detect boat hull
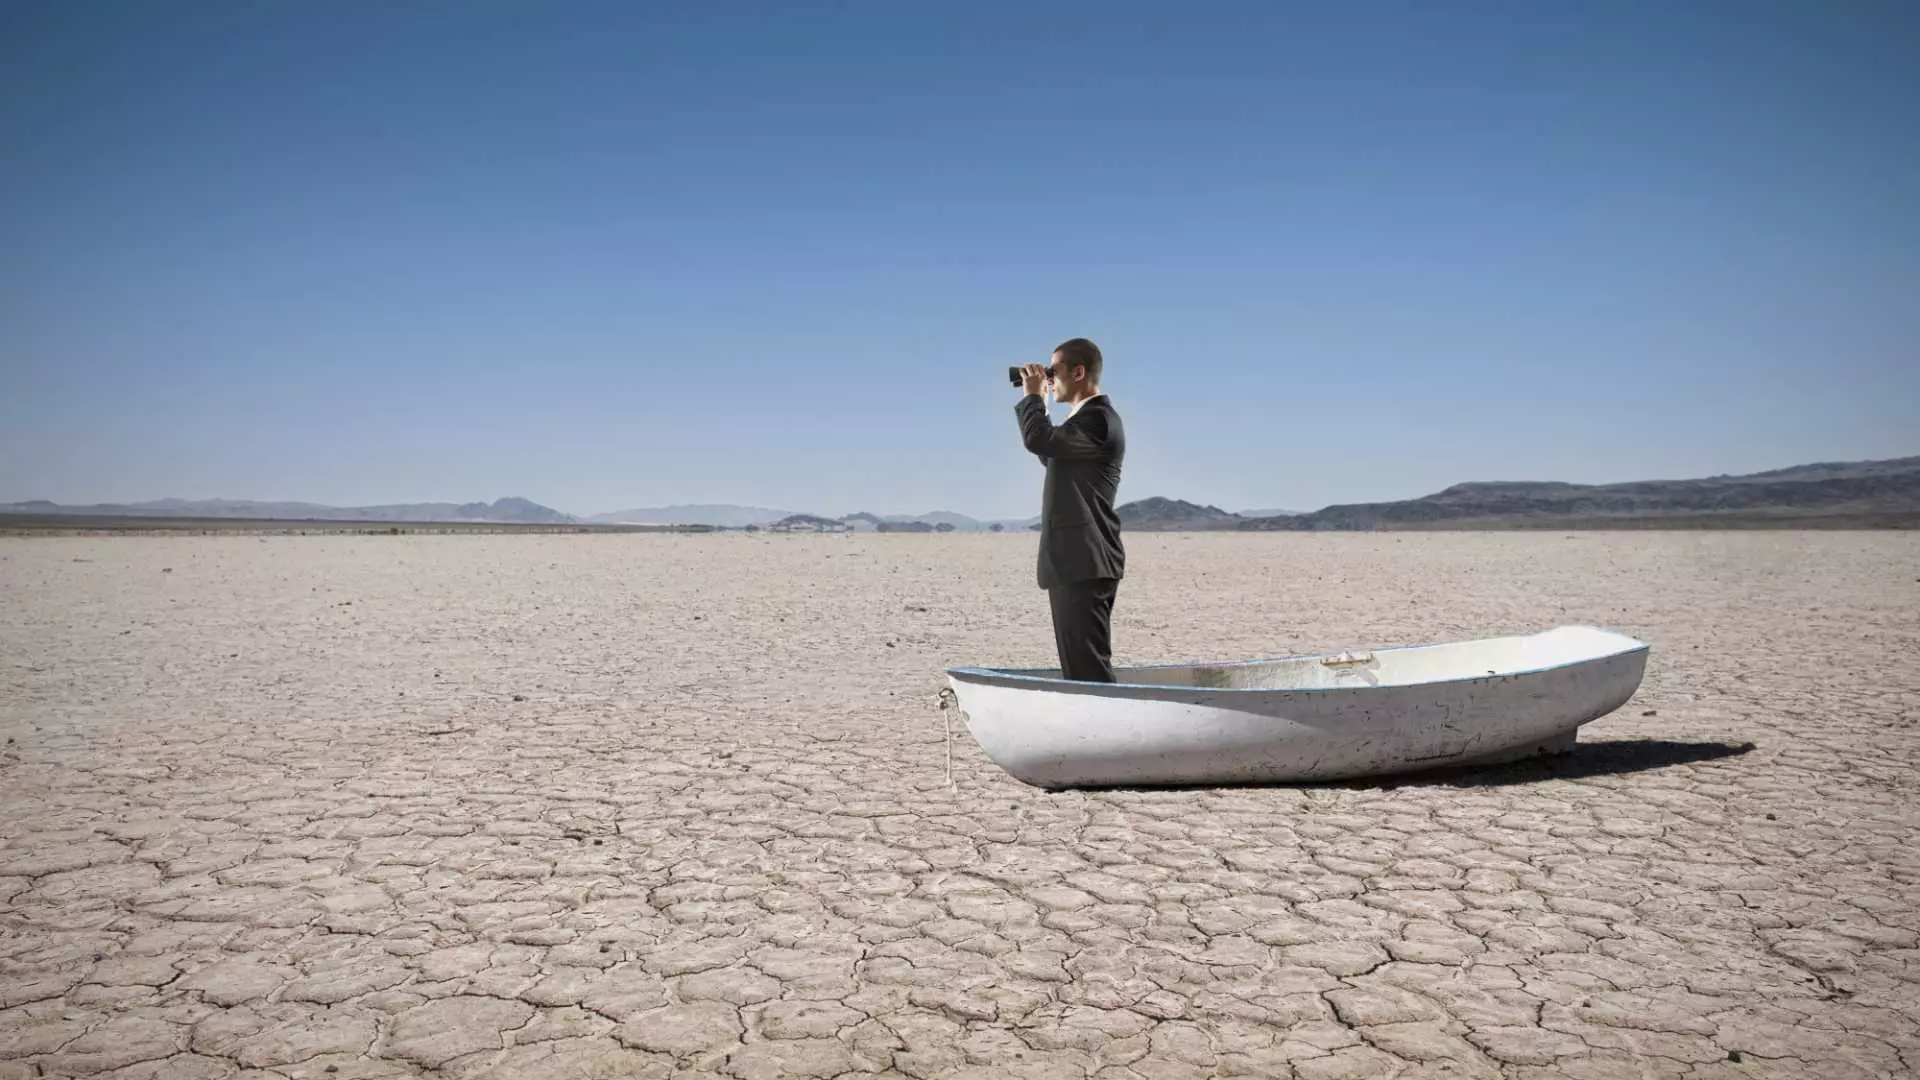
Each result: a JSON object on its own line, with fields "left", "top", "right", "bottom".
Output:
{"left": 945, "top": 626, "right": 1649, "bottom": 788}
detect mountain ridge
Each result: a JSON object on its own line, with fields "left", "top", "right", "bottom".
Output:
{"left": 586, "top": 504, "right": 792, "bottom": 527}
{"left": 7, "top": 455, "right": 1915, "bottom": 530}
{"left": 1239, "top": 455, "right": 1920, "bottom": 530}
{"left": 0, "top": 496, "right": 576, "bottom": 525}
{"left": 1117, "top": 496, "right": 1243, "bottom": 531}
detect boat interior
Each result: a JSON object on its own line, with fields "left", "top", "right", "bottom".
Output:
{"left": 1065, "top": 626, "right": 1644, "bottom": 690}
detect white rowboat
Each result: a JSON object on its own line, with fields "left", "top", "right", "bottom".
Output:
{"left": 944, "top": 625, "right": 1650, "bottom": 788}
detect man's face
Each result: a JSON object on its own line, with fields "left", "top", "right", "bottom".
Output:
{"left": 1048, "top": 351, "right": 1081, "bottom": 397}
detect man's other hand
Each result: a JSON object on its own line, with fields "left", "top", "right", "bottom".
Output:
{"left": 1020, "top": 363, "right": 1049, "bottom": 397}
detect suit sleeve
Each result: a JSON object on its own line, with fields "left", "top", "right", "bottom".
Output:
{"left": 1015, "top": 395, "right": 1111, "bottom": 462}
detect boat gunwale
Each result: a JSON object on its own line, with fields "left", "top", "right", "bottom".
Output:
{"left": 944, "top": 625, "right": 1649, "bottom": 696}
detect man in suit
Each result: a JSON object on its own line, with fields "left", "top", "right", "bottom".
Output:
{"left": 1015, "top": 337, "right": 1126, "bottom": 683}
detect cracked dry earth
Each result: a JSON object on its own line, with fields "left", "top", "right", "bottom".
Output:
{"left": 2, "top": 532, "right": 1917, "bottom": 1080}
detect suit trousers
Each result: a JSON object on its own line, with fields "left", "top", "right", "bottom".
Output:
{"left": 1048, "top": 577, "right": 1118, "bottom": 683}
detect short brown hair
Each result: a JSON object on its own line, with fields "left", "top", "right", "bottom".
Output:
{"left": 1053, "top": 337, "right": 1102, "bottom": 383}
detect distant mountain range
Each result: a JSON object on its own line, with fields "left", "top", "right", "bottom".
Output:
{"left": 839, "top": 510, "right": 1038, "bottom": 532}
{"left": 0, "top": 496, "right": 575, "bottom": 524}
{"left": 1118, "top": 497, "right": 1244, "bottom": 531}
{"left": 594, "top": 505, "right": 1253, "bottom": 531}
{"left": 7, "top": 456, "right": 1915, "bottom": 530}
{"left": 587, "top": 506, "right": 1035, "bottom": 531}
{"left": 587, "top": 504, "right": 790, "bottom": 528}
{"left": 1101, "top": 456, "right": 1920, "bottom": 531}
{"left": 1235, "top": 455, "right": 1920, "bottom": 530}
{"left": 0, "top": 496, "right": 1039, "bottom": 532}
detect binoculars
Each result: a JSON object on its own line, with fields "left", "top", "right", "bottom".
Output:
{"left": 1008, "top": 366, "right": 1056, "bottom": 386}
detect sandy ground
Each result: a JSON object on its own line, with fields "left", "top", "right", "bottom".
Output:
{"left": 1, "top": 531, "right": 1916, "bottom": 1080}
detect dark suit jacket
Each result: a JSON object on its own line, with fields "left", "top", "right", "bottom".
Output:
{"left": 1016, "top": 392, "right": 1125, "bottom": 589}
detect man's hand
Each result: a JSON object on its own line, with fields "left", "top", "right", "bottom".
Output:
{"left": 1020, "top": 363, "right": 1050, "bottom": 398}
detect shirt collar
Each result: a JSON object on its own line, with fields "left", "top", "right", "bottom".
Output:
{"left": 1067, "top": 392, "right": 1104, "bottom": 417}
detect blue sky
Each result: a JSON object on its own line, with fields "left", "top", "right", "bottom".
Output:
{"left": 3, "top": 0, "right": 1915, "bottom": 519}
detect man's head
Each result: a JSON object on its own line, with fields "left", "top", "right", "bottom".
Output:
{"left": 1050, "top": 337, "right": 1102, "bottom": 402}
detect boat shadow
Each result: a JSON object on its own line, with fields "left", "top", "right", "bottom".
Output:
{"left": 1340, "top": 738, "right": 1759, "bottom": 791}
{"left": 1066, "top": 739, "right": 1758, "bottom": 794}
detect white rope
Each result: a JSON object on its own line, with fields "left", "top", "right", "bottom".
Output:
{"left": 936, "top": 686, "right": 958, "bottom": 787}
